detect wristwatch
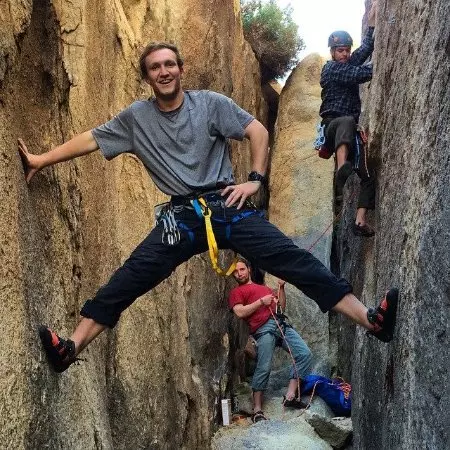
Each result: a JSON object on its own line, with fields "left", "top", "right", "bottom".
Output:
{"left": 248, "top": 171, "right": 266, "bottom": 183}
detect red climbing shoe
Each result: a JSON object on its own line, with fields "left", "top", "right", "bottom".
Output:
{"left": 39, "top": 326, "right": 78, "bottom": 373}
{"left": 367, "top": 288, "right": 399, "bottom": 343}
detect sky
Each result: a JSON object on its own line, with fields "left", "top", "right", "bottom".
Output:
{"left": 277, "top": 0, "right": 366, "bottom": 59}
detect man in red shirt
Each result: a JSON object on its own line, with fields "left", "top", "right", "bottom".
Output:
{"left": 228, "top": 259, "right": 313, "bottom": 422}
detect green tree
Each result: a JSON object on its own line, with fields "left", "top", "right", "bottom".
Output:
{"left": 241, "top": 0, "right": 304, "bottom": 81}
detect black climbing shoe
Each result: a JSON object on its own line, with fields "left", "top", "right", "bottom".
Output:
{"left": 252, "top": 411, "right": 267, "bottom": 423}
{"left": 282, "top": 396, "right": 309, "bottom": 409}
{"left": 335, "top": 161, "right": 353, "bottom": 197}
{"left": 39, "top": 325, "right": 78, "bottom": 373}
{"left": 367, "top": 288, "right": 399, "bottom": 343}
{"left": 352, "top": 222, "right": 375, "bottom": 237}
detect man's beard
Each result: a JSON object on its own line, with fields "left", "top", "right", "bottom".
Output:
{"left": 236, "top": 276, "right": 249, "bottom": 285}
{"left": 155, "top": 79, "right": 181, "bottom": 102}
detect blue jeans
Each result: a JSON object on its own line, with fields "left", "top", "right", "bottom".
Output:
{"left": 81, "top": 193, "right": 352, "bottom": 327}
{"left": 251, "top": 319, "right": 312, "bottom": 392}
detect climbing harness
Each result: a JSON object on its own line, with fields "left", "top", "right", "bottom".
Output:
{"left": 314, "top": 123, "right": 370, "bottom": 164}
{"left": 155, "top": 202, "right": 181, "bottom": 246}
{"left": 188, "top": 194, "right": 264, "bottom": 276}
{"left": 168, "top": 191, "right": 264, "bottom": 275}
{"left": 191, "top": 196, "right": 238, "bottom": 276}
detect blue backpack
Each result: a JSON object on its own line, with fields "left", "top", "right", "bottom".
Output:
{"left": 302, "top": 375, "right": 352, "bottom": 416}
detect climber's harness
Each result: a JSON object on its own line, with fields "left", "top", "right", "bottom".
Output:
{"left": 314, "top": 120, "right": 369, "bottom": 170}
{"left": 156, "top": 189, "right": 264, "bottom": 276}
{"left": 253, "top": 306, "right": 292, "bottom": 347}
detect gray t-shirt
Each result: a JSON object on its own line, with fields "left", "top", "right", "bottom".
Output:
{"left": 92, "top": 90, "right": 254, "bottom": 196}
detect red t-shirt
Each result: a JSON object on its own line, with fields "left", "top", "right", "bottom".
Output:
{"left": 228, "top": 283, "right": 276, "bottom": 334}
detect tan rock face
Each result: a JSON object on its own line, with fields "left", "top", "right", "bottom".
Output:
{"left": 268, "top": 54, "right": 335, "bottom": 370}
{"left": 0, "top": 1, "right": 265, "bottom": 448}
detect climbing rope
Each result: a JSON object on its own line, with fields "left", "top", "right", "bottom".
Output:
{"left": 334, "top": 377, "right": 352, "bottom": 400}
{"left": 264, "top": 273, "right": 354, "bottom": 415}
{"left": 265, "top": 285, "right": 303, "bottom": 410}
{"left": 306, "top": 189, "right": 358, "bottom": 252}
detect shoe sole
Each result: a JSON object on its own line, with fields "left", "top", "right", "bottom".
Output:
{"left": 353, "top": 228, "right": 375, "bottom": 237}
{"left": 283, "top": 402, "right": 309, "bottom": 409}
{"left": 372, "top": 288, "right": 399, "bottom": 343}
{"left": 38, "top": 325, "right": 70, "bottom": 373}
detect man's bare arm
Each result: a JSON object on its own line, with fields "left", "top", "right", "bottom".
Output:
{"left": 244, "top": 119, "right": 269, "bottom": 177}
{"left": 222, "top": 119, "right": 269, "bottom": 209}
{"left": 18, "top": 130, "right": 99, "bottom": 183}
{"left": 232, "top": 294, "right": 275, "bottom": 319}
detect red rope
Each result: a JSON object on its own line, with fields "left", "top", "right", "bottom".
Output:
{"left": 306, "top": 190, "right": 358, "bottom": 252}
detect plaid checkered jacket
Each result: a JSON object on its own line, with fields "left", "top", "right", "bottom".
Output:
{"left": 319, "top": 27, "right": 375, "bottom": 122}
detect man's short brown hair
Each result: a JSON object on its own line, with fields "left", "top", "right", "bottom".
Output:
{"left": 139, "top": 42, "right": 184, "bottom": 79}
{"left": 236, "top": 257, "right": 250, "bottom": 268}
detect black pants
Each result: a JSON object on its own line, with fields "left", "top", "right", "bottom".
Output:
{"left": 323, "top": 116, "right": 375, "bottom": 210}
{"left": 80, "top": 194, "right": 352, "bottom": 327}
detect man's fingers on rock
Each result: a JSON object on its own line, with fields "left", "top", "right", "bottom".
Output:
{"left": 18, "top": 138, "right": 28, "bottom": 153}
{"left": 18, "top": 149, "right": 30, "bottom": 176}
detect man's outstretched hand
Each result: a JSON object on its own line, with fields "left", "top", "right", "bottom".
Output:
{"left": 18, "top": 138, "right": 42, "bottom": 183}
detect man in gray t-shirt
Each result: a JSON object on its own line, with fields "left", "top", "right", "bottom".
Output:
{"left": 18, "top": 42, "right": 399, "bottom": 377}
{"left": 93, "top": 89, "right": 253, "bottom": 196}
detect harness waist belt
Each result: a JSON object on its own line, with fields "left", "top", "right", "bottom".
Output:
{"left": 171, "top": 184, "right": 235, "bottom": 206}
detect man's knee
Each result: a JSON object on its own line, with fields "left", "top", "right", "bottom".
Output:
{"left": 255, "top": 355, "right": 272, "bottom": 374}
{"left": 334, "top": 116, "right": 356, "bottom": 150}
{"left": 302, "top": 348, "right": 313, "bottom": 370}
{"left": 251, "top": 358, "right": 272, "bottom": 391}
{"left": 338, "top": 116, "right": 356, "bottom": 128}
{"left": 293, "top": 343, "right": 312, "bottom": 364}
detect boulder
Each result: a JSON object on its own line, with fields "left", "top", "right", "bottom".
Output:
{"left": 305, "top": 413, "right": 352, "bottom": 449}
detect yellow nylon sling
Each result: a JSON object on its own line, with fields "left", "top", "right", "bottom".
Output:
{"left": 197, "top": 197, "right": 237, "bottom": 276}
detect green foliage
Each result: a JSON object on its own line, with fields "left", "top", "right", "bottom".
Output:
{"left": 241, "top": 0, "right": 304, "bottom": 81}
